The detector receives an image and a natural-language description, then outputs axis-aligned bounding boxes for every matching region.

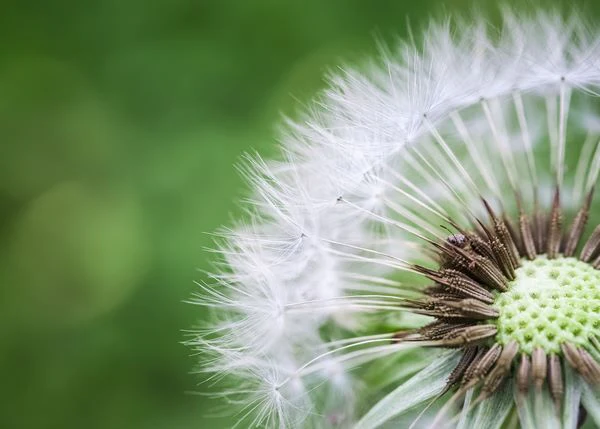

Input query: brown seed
[443,298,499,319]
[495,340,519,369]
[461,347,487,384]
[418,321,471,341]
[443,346,478,393]
[564,189,594,257]
[534,209,547,252]
[503,215,524,263]
[561,343,595,384]
[593,254,600,270]
[489,235,516,280]
[546,187,562,259]
[467,234,497,264]
[439,324,498,348]
[480,340,519,398]
[517,354,531,394]
[475,207,516,280]
[562,343,583,371]
[467,254,508,292]
[439,245,507,292]
[548,354,564,412]
[406,298,478,319]
[579,348,600,384]
[462,344,502,389]
[581,225,600,262]
[496,218,521,269]
[436,269,495,304]
[410,306,462,319]
[519,212,537,260]
[425,289,461,301]
[532,347,547,391]
[443,248,507,291]
[438,245,471,271]
[479,366,509,399]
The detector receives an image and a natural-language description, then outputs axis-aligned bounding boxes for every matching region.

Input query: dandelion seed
[192,9,600,428]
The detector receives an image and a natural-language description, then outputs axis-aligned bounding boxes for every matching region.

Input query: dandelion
[191,9,600,428]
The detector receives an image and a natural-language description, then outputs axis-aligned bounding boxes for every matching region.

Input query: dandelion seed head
[193,8,600,428]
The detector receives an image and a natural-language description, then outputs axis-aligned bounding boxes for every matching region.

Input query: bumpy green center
[494,256,600,354]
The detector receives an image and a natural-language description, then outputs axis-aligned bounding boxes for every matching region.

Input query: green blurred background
[0,1,597,428]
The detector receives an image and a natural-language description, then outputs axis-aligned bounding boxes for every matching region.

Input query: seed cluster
[399,188,600,408]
